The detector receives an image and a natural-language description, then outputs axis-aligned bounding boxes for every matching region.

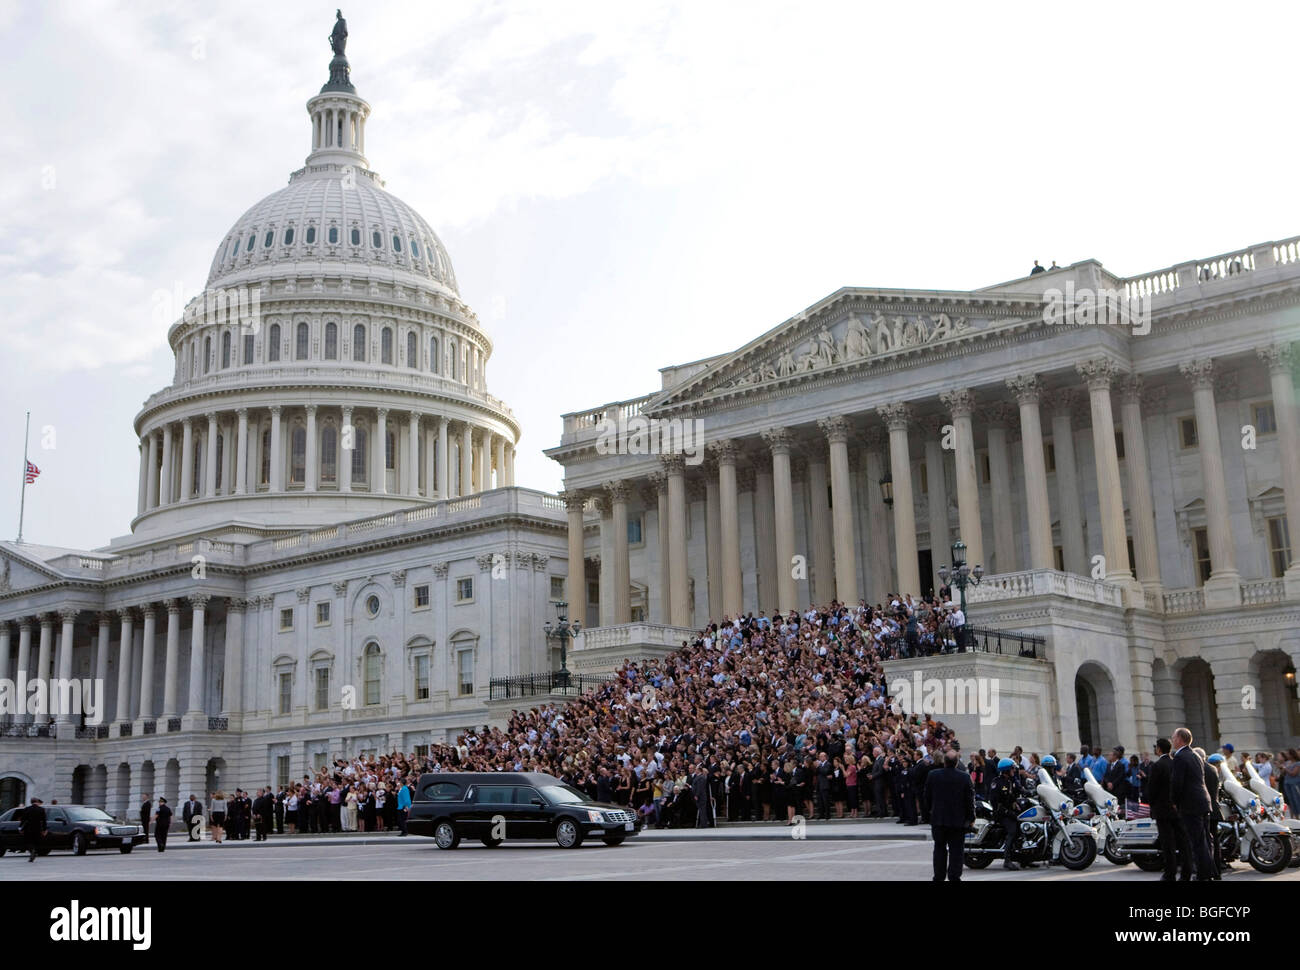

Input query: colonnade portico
[134,404,517,518]
[560,346,1300,627]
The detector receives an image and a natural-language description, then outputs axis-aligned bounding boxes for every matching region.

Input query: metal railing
[0,724,56,738]
[208,717,228,732]
[880,625,1045,660]
[488,672,609,701]
[119,723,133,736]
[143,720,157,735]
[167,717,182,733]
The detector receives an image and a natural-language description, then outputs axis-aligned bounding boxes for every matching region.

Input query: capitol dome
[126,33,520,545]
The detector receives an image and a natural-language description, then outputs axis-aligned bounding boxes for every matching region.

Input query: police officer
[990,758,1023,870]
[1040,754,1060,786]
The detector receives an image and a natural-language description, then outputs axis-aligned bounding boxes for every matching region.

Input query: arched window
[411,238,420,259]
[191,436,202,494]
[284,227,294,245]
[406,331,418,369]
[324,322,338,360]
[352,428,368,484]
[372,229,382,249]
[321,425,338,483]
[215,433,224,490]
[295,322,309,361]
[350,227,361,246]
[430,336,439,374]
[364,643,381,706]
[246,234,256,252]
[305,226,316,245]
[242,333,254,365]
[381,327,393,364]
[328,226,338,245]
[447,338,457,381]
[220,331,231,369]
[290,427,306,484]
[352,324,366,362]
[268,323,281,362]
[392,234,402,253]
[203,336,211,374]
[260,427,271,485]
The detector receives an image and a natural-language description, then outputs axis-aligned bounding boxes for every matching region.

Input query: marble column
[424,418,436,498]
[1007,375,1054,570]
[506,445,516,486]
[1258,344,1300,598]
[115,609,134,724]
[940,389,984,570]
[374,407,388,495]
[139,605,157,720]
[159,425,173,506]
[983,402,1017,574]
[269,405,284,492]
[459,422,473,497]
[204,412,219,497]
[1049,390,1088,576]
[56,608,77,722]
[221,598,246,717]
[1119,376,1162,594]
[180,417,195,501]
[703,460,722,619]
[235,408,249,495]
[0,623,9,696]
[494,435,506,491]
[222,415,236,494]
[340,406,353,492]
[563,492,586,622]
[1078,358,1137,597]
[35,615,53,724]
[407,411,420,495]
[651,472,672,623]
[880,403,920,597]
[664,455,691,628]
[921,416,953,590]
[479,432,491,493]
[94,612,110,713]
[305,405,319,492]
[710,443,743,617]
[147,431,161,509]
[137,442,148,517]
[161,599,181,719]
[1179,358,1241,607]
[186,593,209,716]
[763,427,798,613]
[15,620,31,723]
[437,417,449,497]
[806,445,835,606]
[607,481,632,624]
[753,459,777,612]
[819,416,859,604]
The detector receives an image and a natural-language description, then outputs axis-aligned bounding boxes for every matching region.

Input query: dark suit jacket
[1146,754,1176,819]
[923,766,975,828]
[183,800,202,824]
[1171,746,1212,815]
[1204,762,1222,820]
[19,804,46,836]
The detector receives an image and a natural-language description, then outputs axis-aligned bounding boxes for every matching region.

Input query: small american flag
[1126,800,1151,819]
[24,460,40,484]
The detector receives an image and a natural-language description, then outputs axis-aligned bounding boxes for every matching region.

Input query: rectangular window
[415,654,430,700]
[456,577,474,602]
[314,667,329,711]
[1053,545,1064,571]
[457,650,474,696]
[588,580,599,606]
[1044,442,1056,473]
[1252,402,1277,435]
[919,462,928,495]
[321,429,337,483]
[279,607,294,631]
[978,451,990,485]
[243,333,254,365]
[414,584,430,608]
[260,429,271,485]
[1268,515,1291,578]
[1179,416,1199,450]
[1126,537,1136,577]
[550,576,565,601]
[316,602,330,625]
[628,516,643,545]
[278,672,292,714]
[414,744,429,761]
[1192,527,1211,586]
[276,755,290,790]
[1115,430,1125,460]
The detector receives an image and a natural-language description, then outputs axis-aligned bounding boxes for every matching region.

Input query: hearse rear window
[470,786,514,804]
[420,782,463,801]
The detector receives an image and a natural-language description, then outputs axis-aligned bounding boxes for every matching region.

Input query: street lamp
[879,471,894,508]
[937,538,982,651]
[543,600,581,688]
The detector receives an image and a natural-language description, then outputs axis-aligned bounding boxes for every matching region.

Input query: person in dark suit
[1170,728,1214,880]
[253,788,273,841]
[20,797,47,863]
[139,795,152,839]
[154,797,172,852]
[1201,749,1226,878]
[869,747,889,817]
[814,751,833,820]
[1145,739,1178,879]
[924,749,976,881]
[596,767,613,804]
[690,763,713,828]
[182,794,203,842]
[275,789,286,835]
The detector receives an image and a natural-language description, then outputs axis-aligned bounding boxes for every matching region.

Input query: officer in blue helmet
[1041,754,1059,785]
[989,757,1026,869]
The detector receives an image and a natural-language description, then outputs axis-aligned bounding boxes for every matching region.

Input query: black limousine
[0,805,148,856]
[406,772,643,849]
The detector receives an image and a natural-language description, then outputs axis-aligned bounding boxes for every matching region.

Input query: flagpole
[17,410,30,543]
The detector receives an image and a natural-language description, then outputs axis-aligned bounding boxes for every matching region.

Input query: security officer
[1205,753,1227,877]
[990,757,1024,870]
[1040,754,1060,786]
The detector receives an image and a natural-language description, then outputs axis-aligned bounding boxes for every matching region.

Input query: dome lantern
[305,10,370,171]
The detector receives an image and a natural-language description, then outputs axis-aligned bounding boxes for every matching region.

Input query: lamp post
[937,538,982,652]
[879,471,894,508]
[543,600,581,688]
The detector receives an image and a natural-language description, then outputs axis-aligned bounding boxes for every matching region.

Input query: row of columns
[138,407,517,514]
[560,345,1299,622]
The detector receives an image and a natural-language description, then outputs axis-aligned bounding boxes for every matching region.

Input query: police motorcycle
[1215,757,1293,873]
[1242,759,1300,868]
[1074,766,1131,866]
[964,758,1097,870]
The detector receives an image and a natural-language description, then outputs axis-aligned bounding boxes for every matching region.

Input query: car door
[511,786,551,839]
[44,807,69,848]
[0,809,17,848]
[463,785,513,839]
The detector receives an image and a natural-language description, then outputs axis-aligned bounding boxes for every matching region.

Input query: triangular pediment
[0,547,62,594]
[644,286,1043,413]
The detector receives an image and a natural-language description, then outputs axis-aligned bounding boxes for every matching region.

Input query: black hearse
[406,772,642,849]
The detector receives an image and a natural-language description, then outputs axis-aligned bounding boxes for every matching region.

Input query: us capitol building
[2,18,1300,813]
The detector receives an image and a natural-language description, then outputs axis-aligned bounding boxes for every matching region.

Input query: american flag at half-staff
[17,410,35,544]
[25,460,40,484]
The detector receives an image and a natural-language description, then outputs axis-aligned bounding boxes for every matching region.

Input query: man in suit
[924,749,975,881]
[182,793,203,842]
[1199,748,1225,878]
[274,788,286,834]
[253,788,272,841]
[814,751,833,820]
[154,797,172,852]
[1145,739,1178,879]
[139,794,152,839]
[690,763,713,828]
[20,797,47,863]
[1170,727,1215,880]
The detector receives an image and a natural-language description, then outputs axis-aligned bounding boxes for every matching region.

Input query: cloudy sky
[2,0,1298,550]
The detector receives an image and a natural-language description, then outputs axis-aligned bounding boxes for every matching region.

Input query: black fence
[167,717,183,733]
[881,625,1045,660]
[208,717,228,732]
[488,671,609,701]
[0,723,55,738]
[143,720,157,735]
[119,722,133,736]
